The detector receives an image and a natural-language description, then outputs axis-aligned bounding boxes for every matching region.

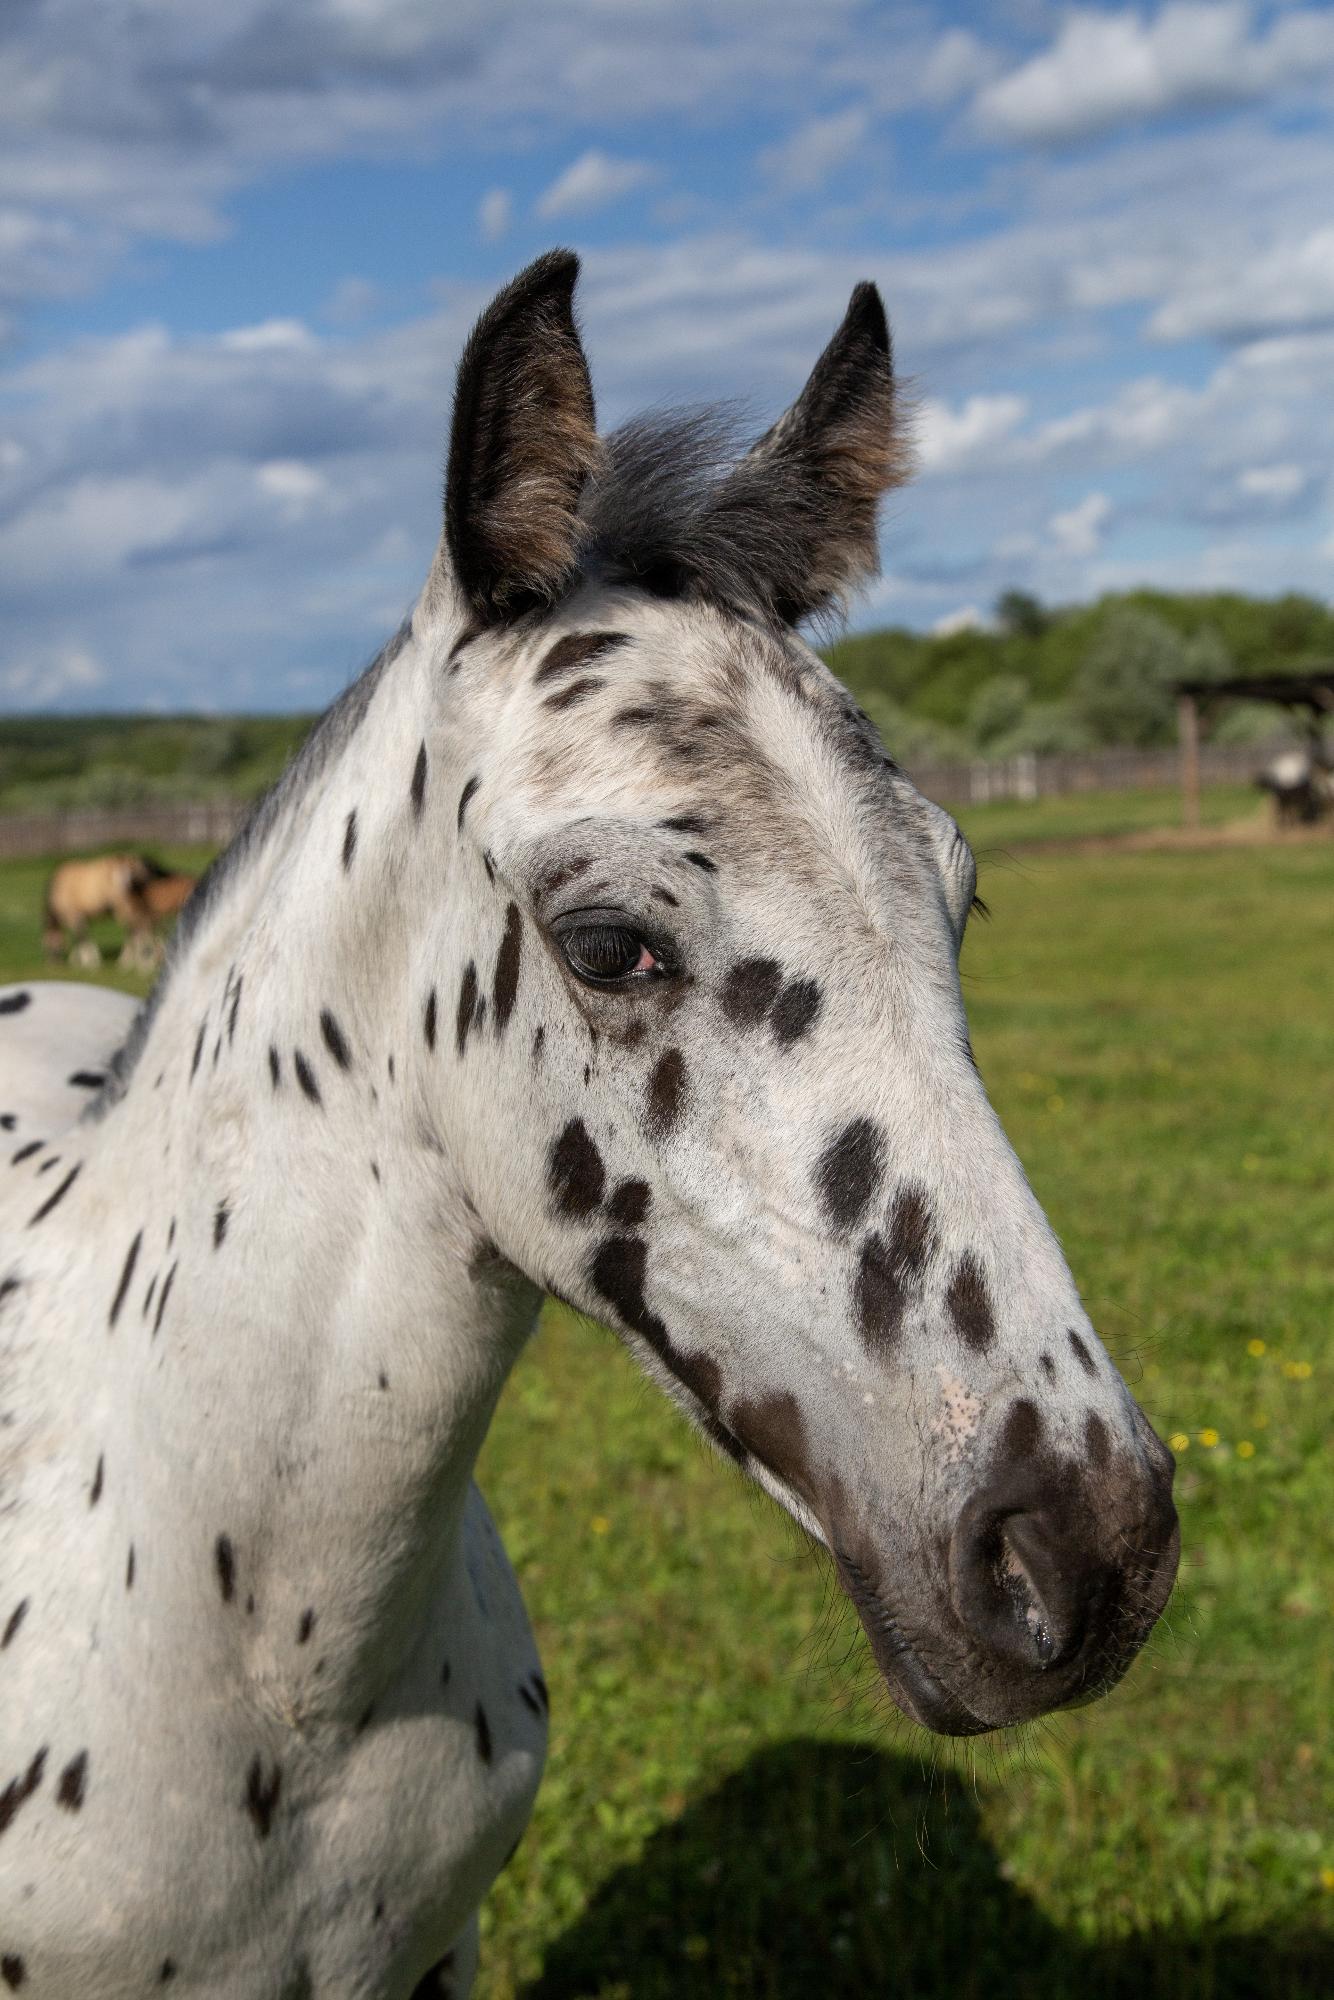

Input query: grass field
[2,793,1331,1997]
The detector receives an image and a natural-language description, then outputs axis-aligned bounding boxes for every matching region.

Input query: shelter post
[1177,691,1201,830]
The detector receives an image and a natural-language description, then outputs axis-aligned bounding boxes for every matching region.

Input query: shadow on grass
[520,1738,1330,2000]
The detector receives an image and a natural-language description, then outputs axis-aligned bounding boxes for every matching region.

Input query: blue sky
[2,0,1333,711]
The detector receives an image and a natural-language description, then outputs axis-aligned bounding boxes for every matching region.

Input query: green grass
[2,796,1330,1997]
[953,781,1262,850]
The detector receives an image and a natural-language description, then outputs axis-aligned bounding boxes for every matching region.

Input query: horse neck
[83,603,542,1687]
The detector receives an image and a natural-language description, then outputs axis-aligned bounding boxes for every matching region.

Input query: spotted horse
[0,253,1179,1997]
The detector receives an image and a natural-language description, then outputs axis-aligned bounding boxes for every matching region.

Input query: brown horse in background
[43,853,196,962]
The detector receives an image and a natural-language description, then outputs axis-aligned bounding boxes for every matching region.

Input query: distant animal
[138,871,197,924]
[42,855,194,964]
[0,253,1179,1998]
[1255,746,1334,824]
[42,853,158,959]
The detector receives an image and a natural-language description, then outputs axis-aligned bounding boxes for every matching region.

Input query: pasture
[2,795,1330,1998]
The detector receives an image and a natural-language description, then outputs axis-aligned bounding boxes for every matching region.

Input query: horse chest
[1,1420,547,1998]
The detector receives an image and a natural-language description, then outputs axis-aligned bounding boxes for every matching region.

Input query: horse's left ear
[442,249,600,620]
[735,282,910,624]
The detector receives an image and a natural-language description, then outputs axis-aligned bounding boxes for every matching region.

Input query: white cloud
[478,188,512,242]
[919,29,996,106]
[323,275,380,325]
[932,604,989,636]
[758,108,870,193]
[536,149,654,219]
[975,3,1334,147]
[916,393,1028,474]
[1,643,106,707]
[1150,223,1334,342]
[1236,463,1306,503]
[1049,491,1113,556]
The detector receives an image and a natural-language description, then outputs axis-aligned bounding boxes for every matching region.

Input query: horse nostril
[949,1500,1095,1673]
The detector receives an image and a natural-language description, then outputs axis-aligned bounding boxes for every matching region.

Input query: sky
[2,0,1333,713]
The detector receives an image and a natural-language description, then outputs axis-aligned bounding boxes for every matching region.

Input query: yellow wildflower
[1169,1432,1190,1453]
[590,1515,610,1536]
[1247,1338,1266,1357]
[1199,1428,1219,1448]
[1237,1440,1255,1459]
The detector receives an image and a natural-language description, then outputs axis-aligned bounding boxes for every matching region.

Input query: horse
[1255,745,1333,825]
[41,853,160,960]
[138,872,198,926]
[0,252,1179,1998]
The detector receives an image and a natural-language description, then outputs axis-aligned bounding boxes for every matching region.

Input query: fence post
[1177,693,1201,830]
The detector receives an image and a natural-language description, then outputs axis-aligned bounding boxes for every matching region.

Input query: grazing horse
[42,854,159,960]
[0,254,1178,1998]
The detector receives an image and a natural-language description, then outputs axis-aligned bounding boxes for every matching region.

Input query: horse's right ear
[442,250,600,621]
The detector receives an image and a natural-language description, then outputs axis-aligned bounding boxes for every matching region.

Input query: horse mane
[89,618,413,1116]
[576,408,844,631]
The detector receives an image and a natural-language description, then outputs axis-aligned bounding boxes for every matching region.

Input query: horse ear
[442,250,600,620]
[737,282,909,624]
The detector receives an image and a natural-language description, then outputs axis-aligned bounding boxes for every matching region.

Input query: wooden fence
[0,742,1271,858]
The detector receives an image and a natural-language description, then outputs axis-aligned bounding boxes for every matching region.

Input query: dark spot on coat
[543,674,605,711]
[607,1178,651,1227]
[319,1009,352,1070]
[1,1953,26,1987]
[531,1024,545,1064]
[729,1390,814,1502]
[548,1119,605,1218]
[126,1545,135,1589]
[456,961,479,1057]
[722,957,783,1027]
[89,1454,104,1506]
[108,1228,143,1328]
[682,851,717,872]
[816,1119,883,1233]
[646,1048,686,1137]
[0,992,31,1015]
[533,631,630,685]
[158,1962,177,1984]
[10,1141,41,1165]
[297,1609,316,1645]
[190,1018,207,1081]
[0,1747,46,1837]
[67,1069,104,1090]
[27,1162,82,1226]
[268,1045,281,1089]
[771,977,822,1045]
[1068,1328,1098,1376]
[947,1255,996,1353]
[518,1682,542,1717]
[244,1754,282,1838]
[1,1601,27,1650]
[1084,1410,1111,1468]
[293,1051,321,1104]
[424,987,438,1052]
[410,741,428,819]
[213,1203,230,1249]
[1001,1399,1042,1460]
[474,1703,492,1764]
[226,975,243,1046]
[152,1261,177,1336]
[1039,1352,1056,1384]
[56,1749,88,1810]
[457,774,481,830]
[492,903,523,1034]
[215,1535,236,1603]
[658,814,709,833]
[589,1235,722,1412]
[651,887,678,908]
[341,808,357,871]
[531,1672,549,1714]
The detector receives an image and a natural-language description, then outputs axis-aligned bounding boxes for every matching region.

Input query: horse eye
[560,925,659,985]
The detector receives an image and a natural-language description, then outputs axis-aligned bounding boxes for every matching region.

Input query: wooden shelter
[1173,668,1334,828]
